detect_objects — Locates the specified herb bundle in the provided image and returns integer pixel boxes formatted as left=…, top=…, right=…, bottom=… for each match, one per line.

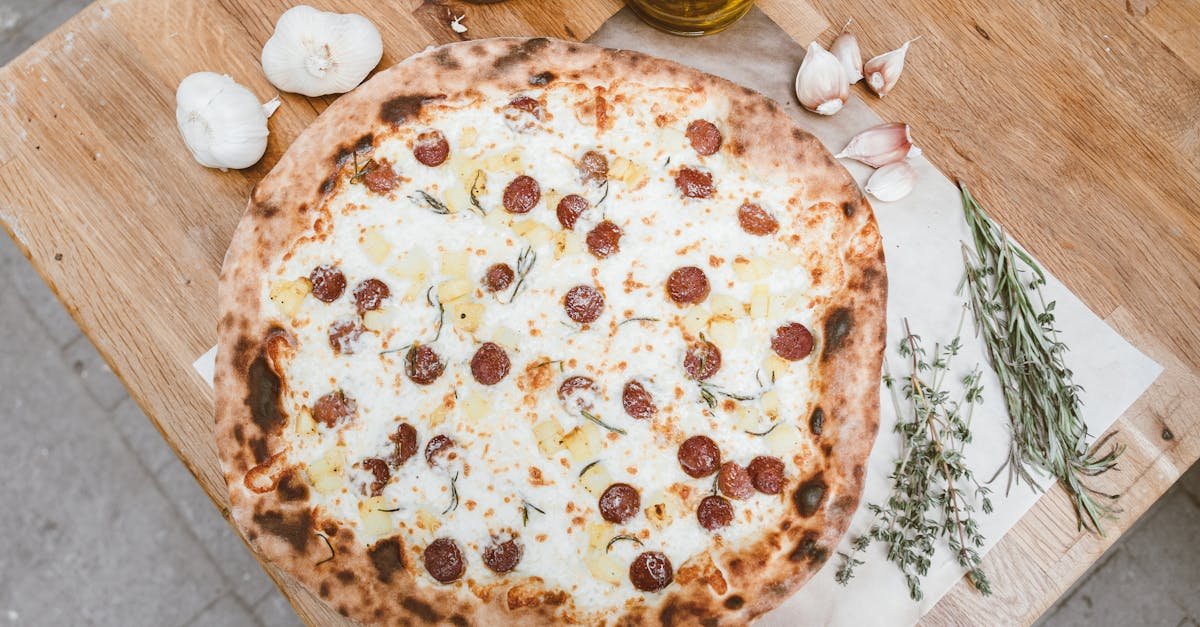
left=959, top=183, right=1122, bottom=534
left=836, top=318, right=992, bottom=601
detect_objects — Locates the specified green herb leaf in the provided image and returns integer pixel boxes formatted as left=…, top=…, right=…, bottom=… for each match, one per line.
left=580, top=409, right=626, bottom=435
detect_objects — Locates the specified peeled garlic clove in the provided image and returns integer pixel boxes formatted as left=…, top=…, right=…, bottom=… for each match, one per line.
left=831, top=32, right=864, bottom=84
left=175, top=72, right=271, bottom=171
left=865, top=161, right=917, bottom=202
left=864, top=39, right=916, bottom=98
left=262, top=5, right=383, bottom=97
left=795, top=42, right=850, bottom=116
left=837, top=123, right=917, bottom=167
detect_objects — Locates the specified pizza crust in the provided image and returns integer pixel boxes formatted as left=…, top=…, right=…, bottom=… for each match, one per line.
left=215, top=37, right=885, bottom=625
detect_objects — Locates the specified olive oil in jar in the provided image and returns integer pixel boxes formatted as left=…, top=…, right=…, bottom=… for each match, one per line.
left=625, top=0, right=755, bottom=36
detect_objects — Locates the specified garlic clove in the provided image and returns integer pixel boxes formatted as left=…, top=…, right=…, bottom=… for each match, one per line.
left=795, top=41, right=849, bottom=116
left=450, top=14, right=468, bottom=34
left=831, top=32, right=864, bottom=84
left=262, top=96, right=282, bottom=118
left=175, top=72, right=271, bottom=171
left=836, top=123, right=917, bottom=167
left=262, top=5, right=383, bottom=98
left=864, top=39, right=917, bottom=98
left=865, top=161, right=917, bottom=202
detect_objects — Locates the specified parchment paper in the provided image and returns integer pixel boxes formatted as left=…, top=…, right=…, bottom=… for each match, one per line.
left=193, top=9, right=1162, bottom=624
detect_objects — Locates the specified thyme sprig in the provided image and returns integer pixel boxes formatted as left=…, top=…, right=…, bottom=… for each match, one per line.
left=505, top=246, right=537, bottom=304
left=959, top=183, right=1122, bottom=534
left=835, top=317, right=992, bottom=601
left=580, top=409, right=626, bottom=435
left=521, top=499, right=545, bottom=526
left=442, top=472, right=460, bottom=515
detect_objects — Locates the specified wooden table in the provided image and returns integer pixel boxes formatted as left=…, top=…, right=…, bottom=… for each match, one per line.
left=2, top=0, right=1197, bottom=624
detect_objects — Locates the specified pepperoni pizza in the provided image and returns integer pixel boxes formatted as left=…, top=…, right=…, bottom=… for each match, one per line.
left=215, top=38, right=886, bottom=625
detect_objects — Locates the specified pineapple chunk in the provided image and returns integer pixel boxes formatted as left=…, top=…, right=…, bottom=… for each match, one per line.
left=553, top=230, right=585, bottom=260
left=732, top=256, right=768, bottom=281
left=437, top=278, right=473, bottom=303
left=460, top=391, right=490, bottom=422
left=307, top=448, right=346, bottom=495
left=459, top=126, right=478, bottom=148
left=428, top=403, right=451, bottom=429
left=749, top=284, right=771, bottom=319
left=765, top=423, right=803, bottom=457
left=359, top=497, right=395, bottom=538
left=562, top=423, right=602, bottom=463
left=644, top=489, right=686, bottom=530
left=491, top=326, right=522, bottom=349
left=511, top=219, right=553, bottom=246
left=269, top=278, right=311, bottom=317
left=585, top=520, right=615, bottom=551
left=578, top=463, right=612, bottom=496
left=444, top=180, right=470, bottom=214
left=484, top=206, right=512, bottom=230
left=448, top=300, right=485, bottom=333
left=415, top=508, right=441, bottom=533
left=482, top=149, right=524, bottom=173
left=707, top=315, right=738, bottom=349
left=389, top=250, right=430, bottom=283
left=760, top=389, right=780, bottom=417
left=763, top=353, right=789, bottom=381
left=360, top=229, right=391, bottom=265
left=733, top=404, right=759, bottom=431
left=294, top=407, right=317, bottom=437
left=584, top=551, right=623, bottom=585
left=362, top=308, right=394, bottom=332
left=440, top=251, right=471, bottom=279
left=709, top=294, right=743, bottom=318
left=609, top=157, right=648, bottom=187
left=533, top=420, right=565, bottom=457
left=680, top=307, right=711, bottom=338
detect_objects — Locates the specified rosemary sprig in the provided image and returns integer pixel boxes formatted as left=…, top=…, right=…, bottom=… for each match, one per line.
left=349, top=153, right=375, bottom=183
left=504, top=246, right=537, bottom=304
left=578, top=460, right=601, bottom=478
left=531, top=359, right=564, bottom=371
left=606, top=535, right=644, bottom=552
left=409, top=190, right=450, bottom=215
left=595, top=180, right=610, bottom=208
left=378, top=343, right=412, bottom=356
left=618, top=316, right=660, bottom=327
left=697, top=381, right=768, bottom=410
left=958, top=183, right=1122, bottom=534
left=469, top=170, right=488, bottom=216
left=442, top=472, right=460, bottom=515
left=744, top=422, right=780, bottom=437
left=580, top=409, right=626, bottom=435
left=835, top=317, right=992, bottom=601
left=315, top=533, right=336, bottom=565
left=521, top=499, right=545, bottom=526
left=426, top=285, right=445, bottom=343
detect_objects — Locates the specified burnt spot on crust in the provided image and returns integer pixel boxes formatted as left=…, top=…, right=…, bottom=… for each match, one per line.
left=794, top=475, right=828, bottom=517
left=233, top=424, right=245, bottom=444
left=401, top=597, right=440, bottom=623
left=252, top=202, right=280, bottom=219
left=245, top=354, right=284, bottom=434
left=249, top=437, right=269, bottom=463
left=821, top=307, right=853, bottom=361
left=809, top=407, right=825, bottom=436
left=276, top=469, right=309, bottom=502
left=449, top=616, right=469, bottom=627
left=335, top=570, right=355, bottom=584
left=252, top=507, right=314, bottom=551
left=842, top=201, right=856, bottom=218
left=433, top=47, right=460, bottom=69
left=368, top=537, right=406, bottom=583
left=724, top=595, right=745, bottom=610
left=660, top=601, right=717, bottom=627
left=493, top=38, right=551, bottom=72
left=332, top=134, right=374, bottom=168
left=788, top=530, right=829, bottom=565
left=319, top=582, right=331, bottom=598
left=380, top=94, right=445, bottom=126
left=529, top=70, right=556, bottom=86
left=319, top=173, right=337, bottom=196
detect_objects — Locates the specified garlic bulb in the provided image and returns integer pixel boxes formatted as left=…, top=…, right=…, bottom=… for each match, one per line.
left=865, top=161, right=917, bottom=202
left=837, top=123, right=919, bottom=167
left=795, top=42, right=849, bottom=116
left=831, top=32, right=863, bottom=84
left=864, top=39, right=916, bottom=98
left=261, top=5, right=383, bottom=97
left=175, top=72, right=277, bottom=170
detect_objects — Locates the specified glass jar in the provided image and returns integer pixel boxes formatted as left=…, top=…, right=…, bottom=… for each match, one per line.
left=625, top=0, right=756, bottom=36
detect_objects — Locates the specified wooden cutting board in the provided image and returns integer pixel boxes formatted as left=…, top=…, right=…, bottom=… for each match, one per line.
left=1, top=1, right=1198, bottom=625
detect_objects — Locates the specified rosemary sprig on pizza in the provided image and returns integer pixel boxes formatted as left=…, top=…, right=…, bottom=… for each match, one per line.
left=215, top=38, right=885, bottom=624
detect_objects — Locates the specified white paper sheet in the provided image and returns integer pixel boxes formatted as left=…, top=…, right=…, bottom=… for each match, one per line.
left=193, top=10, right=1162, bottom=624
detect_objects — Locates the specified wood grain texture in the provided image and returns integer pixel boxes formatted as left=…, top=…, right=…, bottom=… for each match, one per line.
left=0, top=0, right=1197, bottom=625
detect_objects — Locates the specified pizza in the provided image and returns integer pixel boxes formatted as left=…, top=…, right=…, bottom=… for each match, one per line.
left=215, top=37, right=885, bottom=625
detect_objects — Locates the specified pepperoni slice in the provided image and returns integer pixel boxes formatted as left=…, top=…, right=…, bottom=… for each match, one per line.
left=666, top=266, right=710, bottom=306
left=470, top=342, right=511, bottom=385
left=557, top=376, right=596, bottom=412
left=686, top=119, right=723, bottom=156
left=622, top=380, right=656, bottom=420
left=738, top=202, right=780, bottom=236
left=697, top=495, right=734, bottom=531
left=675, top=167, right=714, bottom=199
left=423, top=538, right=465, bottom=583
left=579, top=150, right=609, bottom=185
left=503, top=175, right=541, bottom=214
left=309, top=265, right=346, bottom=303
left=481, top=537, right=523, bottom=573
left=484, top=263, right=515, bottom=293
left=363, top=161, right=399, bottom=194
left=748, top=456, right=785, bottom=495
left=405, top=344, right=445, bottom=385
left=563, top=285, right=604, bottom=324
left=718, top=462, right=754, bottom=500
left=683, top=341, right=722, bottom=381
left=677, top=435, right=721, bottom=478
left=556, top=195, right=589, bottom=230
left=772, top=323, right=815, bottom=361
left=425, top=434, right=455, bottom=467
left=328, top=319, right=364, bottom=355
left=586, top=220, right=622, bottom=258
left=413, top=130, right=449, bottom=167
left=629, top=551, right=673, bottom=592
left=362, top=457, right=390, bottom=496
left=352, top=278, right=390, bottom=313
left=598, top=483, right=641, bottom=524
left=389, top=423, right=418, bottom=466
left=313, top=390, right=356, bottom=427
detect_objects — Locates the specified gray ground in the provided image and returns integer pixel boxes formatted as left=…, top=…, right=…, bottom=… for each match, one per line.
left=1, top=2, right=1197, bottom=626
